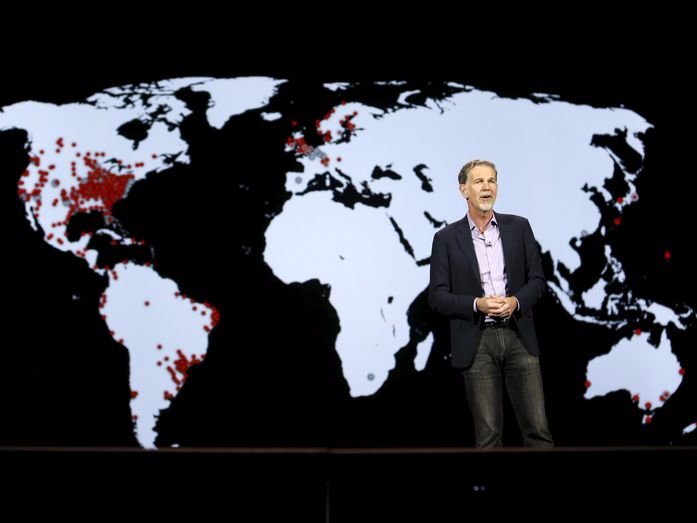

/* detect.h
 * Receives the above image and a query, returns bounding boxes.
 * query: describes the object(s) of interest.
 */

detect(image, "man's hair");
[458,160,498,184]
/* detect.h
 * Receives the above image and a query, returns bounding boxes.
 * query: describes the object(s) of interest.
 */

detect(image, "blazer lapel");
[454,217,482,285]
[498,214,515,278]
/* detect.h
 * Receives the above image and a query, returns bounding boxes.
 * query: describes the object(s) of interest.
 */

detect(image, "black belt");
[484,318,511,328]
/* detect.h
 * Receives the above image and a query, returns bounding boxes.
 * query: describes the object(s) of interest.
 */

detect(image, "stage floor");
[2,446,693,519]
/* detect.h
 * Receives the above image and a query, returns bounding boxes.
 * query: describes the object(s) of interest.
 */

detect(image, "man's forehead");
[470,165,496,175]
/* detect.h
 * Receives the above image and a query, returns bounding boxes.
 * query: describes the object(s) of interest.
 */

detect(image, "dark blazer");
[428,212,546,368]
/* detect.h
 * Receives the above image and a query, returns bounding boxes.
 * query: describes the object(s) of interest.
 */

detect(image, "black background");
[1,13,694,448]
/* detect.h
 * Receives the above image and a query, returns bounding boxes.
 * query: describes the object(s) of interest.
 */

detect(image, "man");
[429,159,553,448]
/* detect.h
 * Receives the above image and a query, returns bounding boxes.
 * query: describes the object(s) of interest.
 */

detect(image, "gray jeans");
[462,326,554,448]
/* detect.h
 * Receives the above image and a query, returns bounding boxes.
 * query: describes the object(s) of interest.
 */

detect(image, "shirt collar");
[466,212,498,231]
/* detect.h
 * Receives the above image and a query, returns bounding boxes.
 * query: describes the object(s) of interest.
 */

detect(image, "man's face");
[460,165,498,213]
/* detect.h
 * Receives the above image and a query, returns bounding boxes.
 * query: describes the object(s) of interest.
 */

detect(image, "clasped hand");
[477,295,516,319]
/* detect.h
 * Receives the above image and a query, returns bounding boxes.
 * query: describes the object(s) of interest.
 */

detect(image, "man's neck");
[468,209,494,234]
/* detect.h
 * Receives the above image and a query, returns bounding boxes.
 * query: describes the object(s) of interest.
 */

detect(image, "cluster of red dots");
[338,111,358,133]
[287,135,311,155]
[631,394,656,423]
[62,159,135,224]
[631,388,675,410]
[160,349,205,401]
[287,104,357,168]
[174,291,220,332]
[17,138,157,249]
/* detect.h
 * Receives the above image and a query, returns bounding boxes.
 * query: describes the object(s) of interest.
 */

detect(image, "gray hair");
[458,160,497,184]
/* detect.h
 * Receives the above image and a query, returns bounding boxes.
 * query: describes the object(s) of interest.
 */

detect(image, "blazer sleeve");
[513,219,546,316]
[428,232,477,321]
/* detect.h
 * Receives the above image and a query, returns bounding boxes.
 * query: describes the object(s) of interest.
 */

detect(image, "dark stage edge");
[2,446,694,519]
